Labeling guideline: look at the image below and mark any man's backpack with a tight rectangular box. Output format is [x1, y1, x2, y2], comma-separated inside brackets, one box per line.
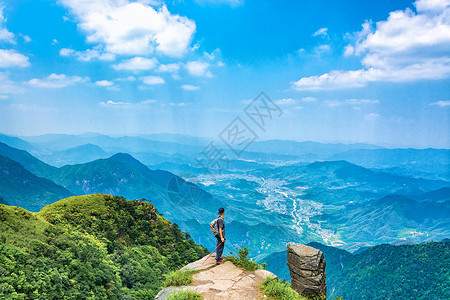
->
[210, 217, 221, 236]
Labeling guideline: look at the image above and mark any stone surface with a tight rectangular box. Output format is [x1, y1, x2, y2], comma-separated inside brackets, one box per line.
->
[157, 254, 277, 300]
[287, 243, 327, 298]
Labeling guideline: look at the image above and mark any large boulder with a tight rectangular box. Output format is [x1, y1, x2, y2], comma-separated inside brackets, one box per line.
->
[287, 243, 326, 298]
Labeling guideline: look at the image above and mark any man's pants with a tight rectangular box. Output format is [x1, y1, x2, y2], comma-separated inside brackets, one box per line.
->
[215, 235, 225, 261]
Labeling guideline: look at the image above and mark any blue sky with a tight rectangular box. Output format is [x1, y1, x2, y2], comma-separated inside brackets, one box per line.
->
[0, 0, 449, 148]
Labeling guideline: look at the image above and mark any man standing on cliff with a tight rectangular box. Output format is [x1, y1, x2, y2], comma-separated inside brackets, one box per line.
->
[216, 207, 226, 264]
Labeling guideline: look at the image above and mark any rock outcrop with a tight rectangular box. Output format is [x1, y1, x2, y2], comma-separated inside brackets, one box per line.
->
[287, 243, 327, 298]
[156, 253, 277, 300]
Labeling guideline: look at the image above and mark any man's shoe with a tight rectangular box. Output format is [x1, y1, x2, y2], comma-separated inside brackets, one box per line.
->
[218, 258, 223, 262]
[216, 260, 223, 265]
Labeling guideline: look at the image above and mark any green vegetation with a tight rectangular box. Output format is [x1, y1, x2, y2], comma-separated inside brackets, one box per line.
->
[260, 276, 308, 300]
[163, 270, 199, 287]
[166, 290, 204, 300]
[227, 246, 266, 271]
[309, 241, 450, 300]
[0, 194, 209, 299]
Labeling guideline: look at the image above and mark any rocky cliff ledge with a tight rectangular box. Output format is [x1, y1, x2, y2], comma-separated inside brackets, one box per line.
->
[156, 254, 277, 300]
[287, 243, 327, 298]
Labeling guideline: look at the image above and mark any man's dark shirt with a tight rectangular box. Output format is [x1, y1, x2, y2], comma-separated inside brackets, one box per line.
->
[217, 216, 225, 237]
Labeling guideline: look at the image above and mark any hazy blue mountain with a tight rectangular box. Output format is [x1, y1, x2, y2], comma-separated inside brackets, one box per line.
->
[21, 133, 203, 155]
[48, 153, 222, 222]
[329, 148, 450, 167]
[0, 142, 57, 178]
[329, 148, 450, 181]
[416, 187, 450, 202]
[248, 140, 381, 158]
[311, 195, 450, 251]
[270, 160, 450, 204]
[49, 143, 109, 166]
[0, 196, 7, 205]
[0, 134, 36, 152]
[138, 133, 210, 145]
[0, 155, 72, 211]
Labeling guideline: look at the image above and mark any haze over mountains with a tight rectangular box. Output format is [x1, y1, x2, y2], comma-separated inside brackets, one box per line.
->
[0, 132, 449, 258]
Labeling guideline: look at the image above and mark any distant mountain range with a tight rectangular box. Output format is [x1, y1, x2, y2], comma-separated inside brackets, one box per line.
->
[0, 155, 72, 211]
[0, 133, 449, 257]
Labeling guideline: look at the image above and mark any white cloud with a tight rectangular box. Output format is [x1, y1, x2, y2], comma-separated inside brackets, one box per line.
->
[0, 8, 30, 68]
[169, 102, 185, 106]
[113, 57, 158, 71]
[365, 113, 381, 120]
[344, 45, 354, 56]
[95, 80, 114, 87]
[19, 34, 31, 43]
[185, 60, 212, 77]
[324, 100, 342, 107]
[59, 47, 115, 61]
[275, 98, 298, 105]
[158, 63, 180, 72]
[115, 76, 136, 81]
[0, 49, 30, 68]
[294, 0, 450, 90]
[52, 39, 58, 45]
[0, 6, 14, 43]
[313, 27, 328, 37]
[345, 98, 379, 105]
[430, 100, 450, 107]
[314, 44, 331, 54]
[301, 96, 317, 102]
[28, 73, 89, 88]
[60, 0, 196, 57]
[181, 84, 200, 91]
[0, 72, 24, 94]
[195, 0, 243, 6]
[99, 99, 156, 108]
[141, 75, 165, 85]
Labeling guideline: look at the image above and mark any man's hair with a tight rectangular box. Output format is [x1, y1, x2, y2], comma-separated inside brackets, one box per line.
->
[218, 207, 225, 214]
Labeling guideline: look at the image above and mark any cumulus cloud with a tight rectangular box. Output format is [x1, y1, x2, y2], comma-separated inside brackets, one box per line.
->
[430, 100, 450, 107]
[275, 98, 298, 105]
[0, 6, 14, 43]
[185, 60, 212, 77]
[60, 0, 196, 57]
[28, 73, 89, 88]
[365, 112, 381, 120]
[95, 80, 114, 87]
[323, 98, 379, 107]
[195, 0, 243, 6]
[0, 7, 30, 68]
[0, 49, 30, 67]
[60, 47, 115, 61]
[141, 75, 165, 85]
[115, 76, 136, 81]
[169, 102, 185, 106]
[301, 96, 317, 102]
[293, 0, 450, 90]
[99, 99, 156, 107]
[345, 98, 379, 105]
[113, 57, 158, 71]
[313, 27, 328, 37]
[181, 84, 200, 91]
[158, 63, 180, 72]
[0, 72, 24, 94]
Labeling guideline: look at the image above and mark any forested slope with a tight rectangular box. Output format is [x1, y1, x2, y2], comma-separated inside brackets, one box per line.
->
[0, 194, 209, 299]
